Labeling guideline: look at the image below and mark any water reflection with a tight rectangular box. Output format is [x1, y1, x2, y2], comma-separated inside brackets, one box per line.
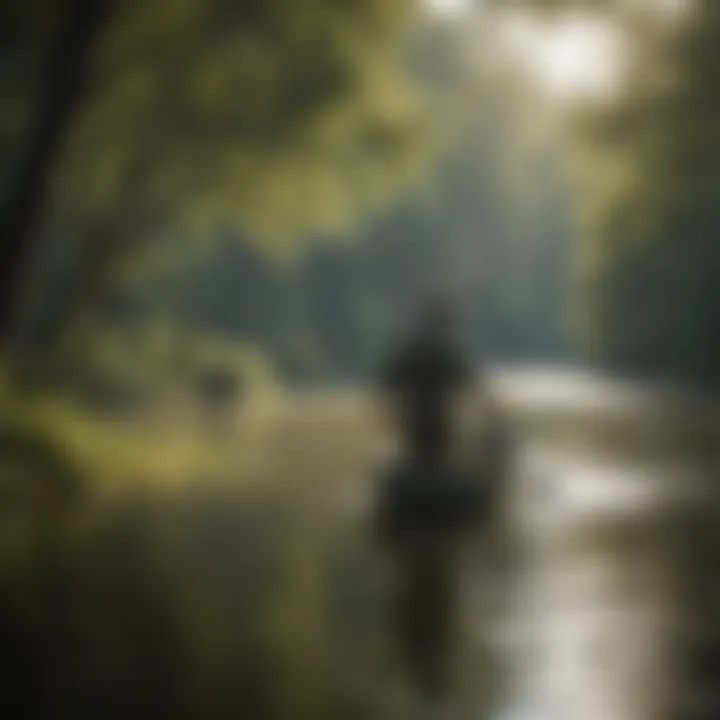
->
[0, 369, 718, 719]
[495, 368, 720, 720]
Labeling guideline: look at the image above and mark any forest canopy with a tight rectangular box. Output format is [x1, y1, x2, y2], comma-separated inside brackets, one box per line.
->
[2, 0, 718, 389]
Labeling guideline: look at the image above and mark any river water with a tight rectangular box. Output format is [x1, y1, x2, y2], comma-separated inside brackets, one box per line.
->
[3, 366, 718, 720]
[484, 367, 720, 720]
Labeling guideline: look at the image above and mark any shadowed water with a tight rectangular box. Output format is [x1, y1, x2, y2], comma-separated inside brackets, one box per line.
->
[1, 368, 718, 719]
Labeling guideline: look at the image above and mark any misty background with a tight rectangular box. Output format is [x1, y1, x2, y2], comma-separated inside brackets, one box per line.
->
[1, 2, 719, 720]
[3, 0, 714, 396]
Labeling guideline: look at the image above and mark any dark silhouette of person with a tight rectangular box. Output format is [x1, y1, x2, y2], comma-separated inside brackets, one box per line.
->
[376, 294, 476, 712]
[380, 294, 472, 469]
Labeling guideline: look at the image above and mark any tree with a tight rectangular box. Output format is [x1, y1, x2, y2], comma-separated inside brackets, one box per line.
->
[574, 0, 720, 385]
[3, 0, 426, 370]
[143, 50, 576, 383]
[0, 0, 113, 349]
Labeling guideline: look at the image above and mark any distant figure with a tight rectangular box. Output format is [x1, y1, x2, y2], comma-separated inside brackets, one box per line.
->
[376, 295, 481, 713]
[380, 293, 472, 468]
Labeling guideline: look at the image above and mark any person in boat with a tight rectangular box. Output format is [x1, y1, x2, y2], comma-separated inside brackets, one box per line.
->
[379, 293, 472, 471]
[376, 294, 477, 711]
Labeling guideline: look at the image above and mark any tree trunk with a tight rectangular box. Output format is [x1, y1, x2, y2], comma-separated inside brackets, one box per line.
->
[0, 0, 112, 351]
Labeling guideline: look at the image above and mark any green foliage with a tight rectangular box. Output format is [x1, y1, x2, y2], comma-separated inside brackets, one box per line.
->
[9, 2, 578, 382]
[64, 311, 279, 407]
[0, 381, 250, 490]
[52, 0, 425, 242]
[148, 109, 574, 382]
[574, 1, 720, 385]
[181, 330, 279, 395]
[3, 0, 428, 361]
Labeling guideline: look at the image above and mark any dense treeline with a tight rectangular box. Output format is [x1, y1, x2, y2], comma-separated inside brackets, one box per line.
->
[155, 139, 573, 383]
[3, 4, 575, 389]
[3, 0, 719, 390]
[574, 0, 720, 387]
[121, 15, 576, 384]
[1, 0, 423, 377]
